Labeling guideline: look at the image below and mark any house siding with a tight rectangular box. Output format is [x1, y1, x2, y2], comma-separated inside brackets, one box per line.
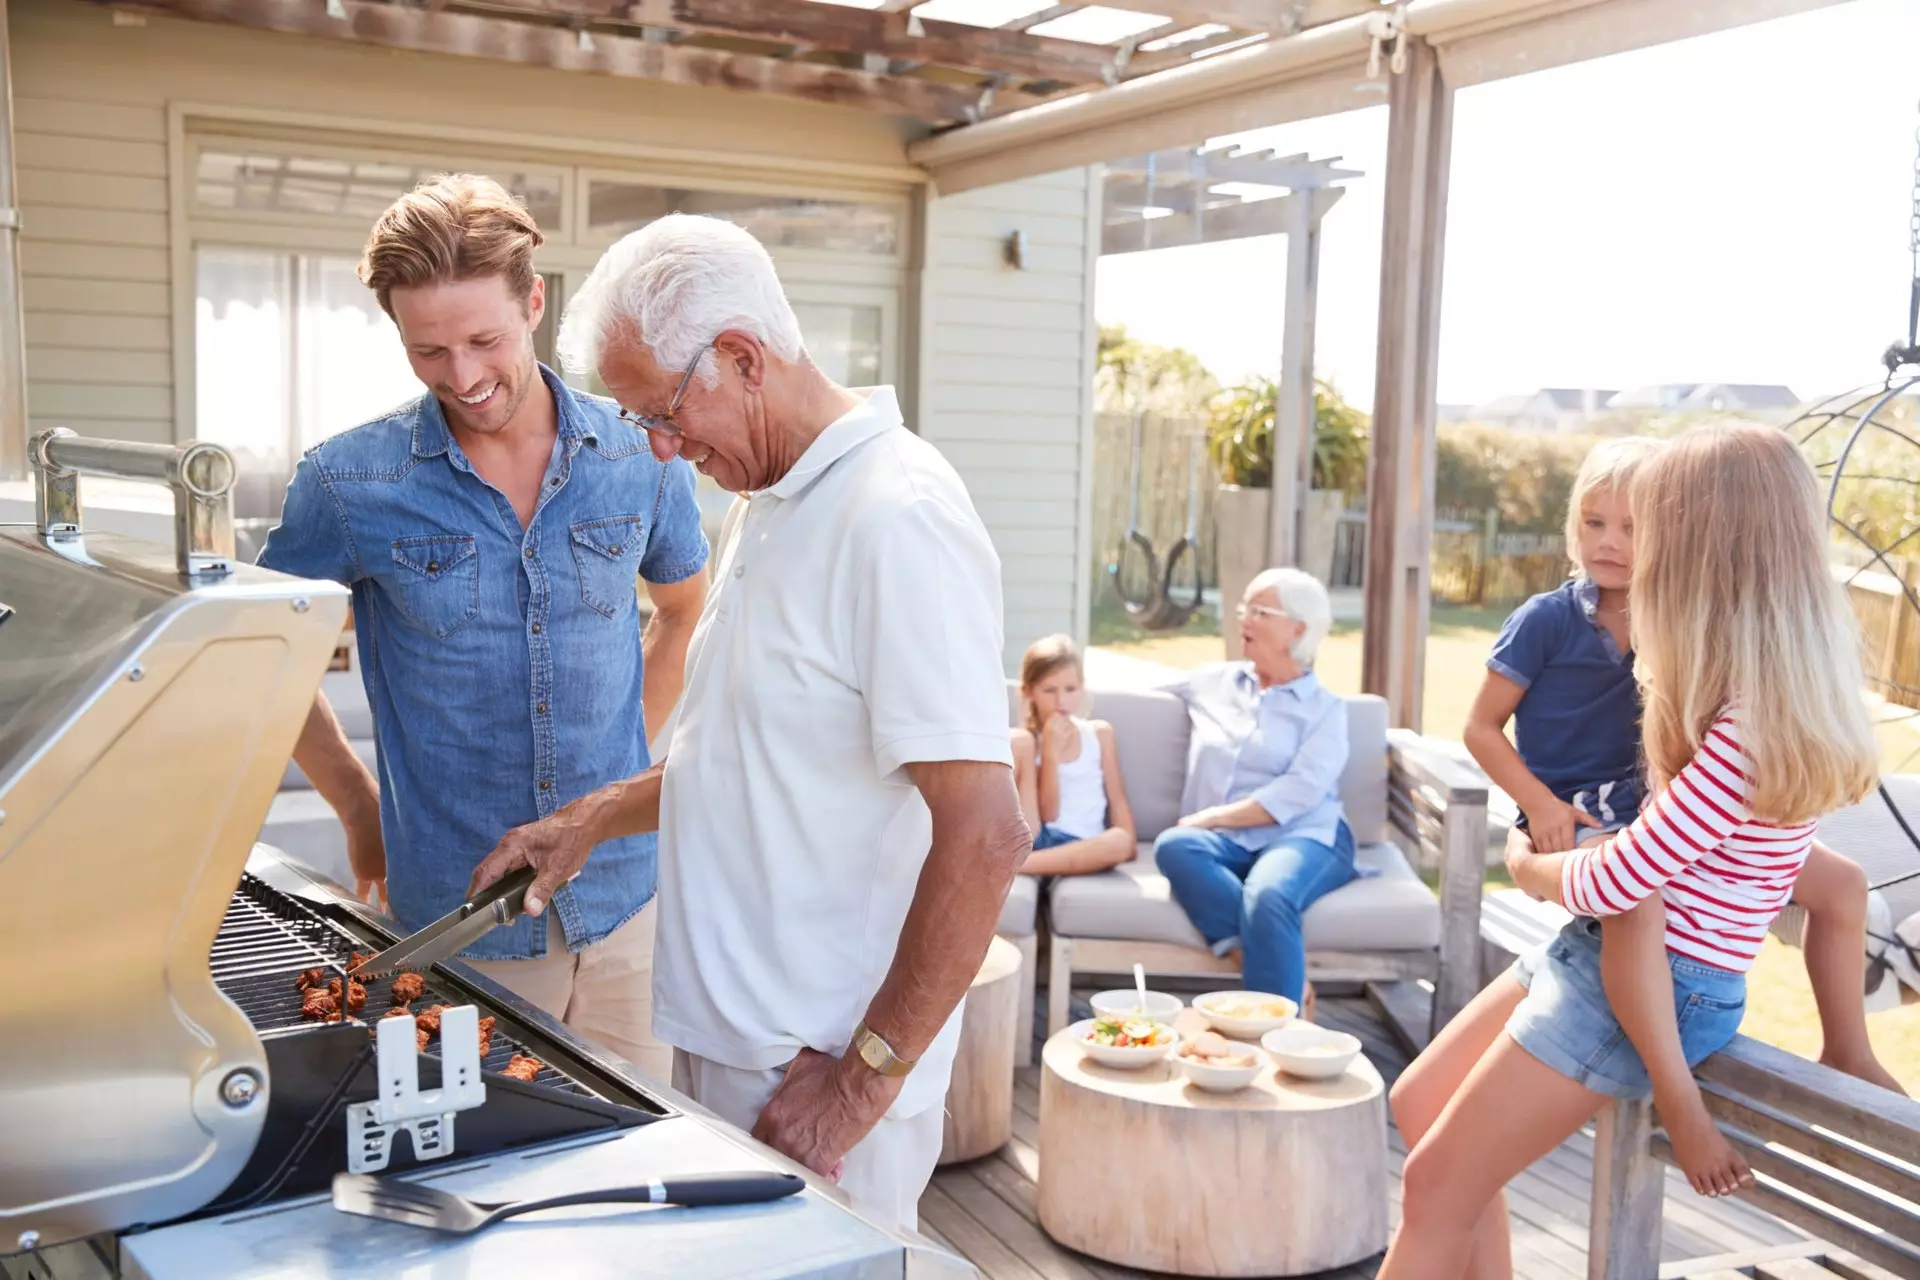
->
[917, 168, 1098, 671]
[10, 0, 917, 447]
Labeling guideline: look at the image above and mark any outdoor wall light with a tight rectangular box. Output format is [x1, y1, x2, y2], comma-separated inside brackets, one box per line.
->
[1004, 229, 1028, 270]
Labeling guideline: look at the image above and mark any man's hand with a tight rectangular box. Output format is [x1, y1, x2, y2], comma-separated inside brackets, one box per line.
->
[343, 807, 387, 910]
[467, 804, 601, 917]
[1522, 797, 1602, 854]
[751, 1048, 901, 1179]
[1040, 712, 1076, 761]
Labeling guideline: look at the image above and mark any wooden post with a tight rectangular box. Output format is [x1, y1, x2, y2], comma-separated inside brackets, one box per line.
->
[1588, 1098, 1664, 1280]
[1362, 36, 1452, 731]
[1268, 188, 1321, 572]
[0, 0, 28, 482]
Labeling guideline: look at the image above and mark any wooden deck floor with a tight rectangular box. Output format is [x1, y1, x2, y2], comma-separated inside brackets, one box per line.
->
[917, 992, 1816, 1280]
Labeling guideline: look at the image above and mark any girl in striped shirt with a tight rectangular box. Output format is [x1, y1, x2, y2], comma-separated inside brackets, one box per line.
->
[1379, 424, 1886, 1280]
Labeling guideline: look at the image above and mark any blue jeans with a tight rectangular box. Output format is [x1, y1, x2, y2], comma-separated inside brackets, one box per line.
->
[1153, 822, 1357, 1003]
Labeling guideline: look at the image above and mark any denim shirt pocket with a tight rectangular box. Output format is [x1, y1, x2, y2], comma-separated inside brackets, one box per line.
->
[389, 534, 480, 639]
[570, 515, 648, 618]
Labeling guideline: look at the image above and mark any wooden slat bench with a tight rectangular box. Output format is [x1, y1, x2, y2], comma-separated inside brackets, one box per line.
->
[1481, 890, 1920, 1279]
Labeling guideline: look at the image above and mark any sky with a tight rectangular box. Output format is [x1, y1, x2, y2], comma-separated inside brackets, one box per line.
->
[1093, 0, 1920, 412]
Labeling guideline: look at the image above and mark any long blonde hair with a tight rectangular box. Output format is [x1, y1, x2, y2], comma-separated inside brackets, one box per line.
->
[1020, 634, 1082, 740]
[1630, 423, 1877, 823]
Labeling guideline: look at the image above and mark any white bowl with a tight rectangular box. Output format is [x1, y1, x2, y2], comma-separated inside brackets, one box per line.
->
[1261, 1024, 1362, 1079]
[1069, 1017, 1180, 1069]
[1088, 989, 1185, 1022]
[1192, 990, 1299, 1039]
[1175, 1044, 1266, 1093]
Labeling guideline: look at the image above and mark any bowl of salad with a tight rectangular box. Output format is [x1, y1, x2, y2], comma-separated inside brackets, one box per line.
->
[1175, 1030, 1266, 1093]
[1070, 1015, 1180, 1069]
[1192, 990, 1298, 1039]
[1261, 1024, 1362, 1079]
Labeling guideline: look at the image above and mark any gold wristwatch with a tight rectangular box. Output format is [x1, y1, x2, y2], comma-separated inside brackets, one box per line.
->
[850, 1020, 916, 1078]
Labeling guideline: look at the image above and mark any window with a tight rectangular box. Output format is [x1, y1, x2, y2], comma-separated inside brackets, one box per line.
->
[194, 247, 558, 547]
[791, 301, 883, 386]
[197, 147, 565, 230]
[586, 179, 900, 256]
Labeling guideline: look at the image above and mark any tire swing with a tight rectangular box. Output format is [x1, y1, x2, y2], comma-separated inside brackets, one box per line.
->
[1105, 412, 1164, 625]
[1144, 430, 1206, 631]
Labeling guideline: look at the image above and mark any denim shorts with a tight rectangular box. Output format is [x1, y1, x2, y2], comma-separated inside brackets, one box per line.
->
[1033, 824, 1078, 850]
[1506, 918, 1746, 1099]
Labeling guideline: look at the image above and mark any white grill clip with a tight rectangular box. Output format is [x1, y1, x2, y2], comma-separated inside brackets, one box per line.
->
[346, 1006, 488, 1174]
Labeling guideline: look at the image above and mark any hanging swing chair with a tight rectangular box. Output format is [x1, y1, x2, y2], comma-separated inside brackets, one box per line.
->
[1775, 97, 1920, 989]
[1105, 417, 1209, 632]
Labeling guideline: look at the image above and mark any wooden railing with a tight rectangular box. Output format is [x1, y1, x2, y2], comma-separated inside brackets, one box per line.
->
[1590, 1034, 1920, 1279]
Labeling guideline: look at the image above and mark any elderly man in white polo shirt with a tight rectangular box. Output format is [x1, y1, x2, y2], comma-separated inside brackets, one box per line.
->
[468, 213, 1031, 1231]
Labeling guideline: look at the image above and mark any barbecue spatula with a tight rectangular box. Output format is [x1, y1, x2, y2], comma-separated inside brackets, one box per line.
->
[331, 1169, 806, 1233]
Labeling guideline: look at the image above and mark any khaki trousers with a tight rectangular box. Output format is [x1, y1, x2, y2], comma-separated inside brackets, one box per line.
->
[465, 901, 671, 1083]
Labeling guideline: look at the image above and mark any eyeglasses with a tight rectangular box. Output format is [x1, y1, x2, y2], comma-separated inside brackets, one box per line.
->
[1235, 602, 1290, 623]
[616, 338, 714, 438]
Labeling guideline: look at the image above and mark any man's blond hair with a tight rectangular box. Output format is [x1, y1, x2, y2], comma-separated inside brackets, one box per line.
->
[358, 173, 543, 316]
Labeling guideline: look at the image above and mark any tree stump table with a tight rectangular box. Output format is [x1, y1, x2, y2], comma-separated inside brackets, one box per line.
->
[1036, 1010, 1388, 1276]
[938, 934, 1023, 1165]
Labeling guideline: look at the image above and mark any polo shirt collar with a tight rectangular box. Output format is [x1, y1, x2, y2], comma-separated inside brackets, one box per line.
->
[763, 386, 902, 501]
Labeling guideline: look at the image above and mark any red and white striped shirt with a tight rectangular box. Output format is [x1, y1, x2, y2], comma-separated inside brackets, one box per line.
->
[1560, 715, 1812, 972]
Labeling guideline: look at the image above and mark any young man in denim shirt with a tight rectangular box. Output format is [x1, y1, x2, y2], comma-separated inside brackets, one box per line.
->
[259, 176, 707, 1080]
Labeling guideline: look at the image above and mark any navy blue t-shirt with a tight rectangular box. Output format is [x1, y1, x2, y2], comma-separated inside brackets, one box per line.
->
[1487, 578, 1640, 800]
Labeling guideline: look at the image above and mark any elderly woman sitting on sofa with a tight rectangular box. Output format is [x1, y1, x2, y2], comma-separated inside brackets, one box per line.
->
[1156, 567, 1355, 1008]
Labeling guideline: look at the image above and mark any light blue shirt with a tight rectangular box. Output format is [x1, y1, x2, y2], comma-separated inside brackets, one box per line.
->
[259, 365, 708, 958]
[1173, 662, 1350, 851]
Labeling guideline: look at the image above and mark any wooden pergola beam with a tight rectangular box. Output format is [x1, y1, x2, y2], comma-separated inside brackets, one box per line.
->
[1088, 0, 1375, 33]
[108, 0, 1007, 121]
[1362, 34, 1452, 732]
[613, 0, 1117, 83]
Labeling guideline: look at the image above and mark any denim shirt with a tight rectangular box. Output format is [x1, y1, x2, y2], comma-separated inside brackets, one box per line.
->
[258, 365, 708, 958]
[1174, 663, 1350, 851]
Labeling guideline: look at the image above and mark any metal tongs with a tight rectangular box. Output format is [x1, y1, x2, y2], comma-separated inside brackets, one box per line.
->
[349, 866, 538, 980]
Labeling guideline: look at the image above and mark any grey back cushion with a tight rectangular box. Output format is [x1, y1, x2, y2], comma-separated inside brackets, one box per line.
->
[1005, 680, 1389, 847]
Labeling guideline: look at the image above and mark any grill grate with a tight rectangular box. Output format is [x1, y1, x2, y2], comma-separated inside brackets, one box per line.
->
[214, 874, 587, 1094]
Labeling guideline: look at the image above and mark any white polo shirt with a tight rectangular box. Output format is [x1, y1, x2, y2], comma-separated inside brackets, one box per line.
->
[652, 386, 1013, 1118]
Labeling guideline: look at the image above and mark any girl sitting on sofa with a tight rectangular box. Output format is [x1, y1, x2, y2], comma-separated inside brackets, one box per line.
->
[1011, 635, 1139, 876]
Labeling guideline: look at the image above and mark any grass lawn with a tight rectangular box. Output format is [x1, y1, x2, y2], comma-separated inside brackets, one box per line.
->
[1096, 600, 1920, 1095]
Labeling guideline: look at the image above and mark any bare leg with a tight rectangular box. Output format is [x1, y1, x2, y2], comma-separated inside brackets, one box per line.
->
[1797, 844, 1905, 1093]
[1381, 1032, 1609, 1280]
[1598, 894, 1749, 1197]
[1020, 827, 1135, 876]
[1387, 973, 1529, 1280]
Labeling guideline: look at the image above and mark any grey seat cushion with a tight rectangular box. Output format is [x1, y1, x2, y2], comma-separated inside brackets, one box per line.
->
[997, 874, 1038, 937]
[1049, 839, 1441, 953]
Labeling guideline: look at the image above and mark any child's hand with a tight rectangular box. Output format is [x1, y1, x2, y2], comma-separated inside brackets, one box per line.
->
[1041, 713, 1076, 759]
[1523, 798, 1602, 853]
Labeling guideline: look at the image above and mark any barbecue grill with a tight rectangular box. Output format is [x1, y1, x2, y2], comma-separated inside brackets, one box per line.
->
[1, 431, 973, 1279]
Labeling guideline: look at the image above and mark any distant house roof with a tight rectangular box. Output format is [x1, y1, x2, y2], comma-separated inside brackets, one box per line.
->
[1606, 383, 1799, 411]
[1539, 388, 1619, 411]
[1470, 393, 1539, 419]
[1685, 383, 1800, 409]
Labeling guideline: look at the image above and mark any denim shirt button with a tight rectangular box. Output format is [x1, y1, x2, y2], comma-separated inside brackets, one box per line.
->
[539, 779, 552, 791]
[523, 546, 534, 558]
[531, 622, 542, 635]
[536, 702, 548, 714]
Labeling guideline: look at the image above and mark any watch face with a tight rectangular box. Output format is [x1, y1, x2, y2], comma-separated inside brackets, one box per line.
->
[858, 1035, 888, 1069]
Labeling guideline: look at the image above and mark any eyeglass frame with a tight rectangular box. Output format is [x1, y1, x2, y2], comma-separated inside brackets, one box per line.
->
[615, 337, 715, 438]
[1234, 602, 1291, 623]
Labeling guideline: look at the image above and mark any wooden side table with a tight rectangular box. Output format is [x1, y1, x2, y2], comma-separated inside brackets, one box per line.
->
[1037, 1011, 1388, 1276]
[938, 935, 1023, 1165]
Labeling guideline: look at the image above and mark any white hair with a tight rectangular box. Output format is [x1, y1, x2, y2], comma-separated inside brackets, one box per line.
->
[1246, 567, 1333, 665]
[557, 213, 807, 386]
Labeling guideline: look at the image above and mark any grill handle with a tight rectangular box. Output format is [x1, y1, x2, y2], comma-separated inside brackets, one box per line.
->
[30, 428, 238, 577]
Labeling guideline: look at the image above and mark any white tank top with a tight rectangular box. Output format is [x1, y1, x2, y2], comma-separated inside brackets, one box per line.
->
[1051, 718, 1109, 840]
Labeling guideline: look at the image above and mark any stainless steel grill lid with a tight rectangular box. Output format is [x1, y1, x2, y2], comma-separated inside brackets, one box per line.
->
[0, 434, 349, 1248]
